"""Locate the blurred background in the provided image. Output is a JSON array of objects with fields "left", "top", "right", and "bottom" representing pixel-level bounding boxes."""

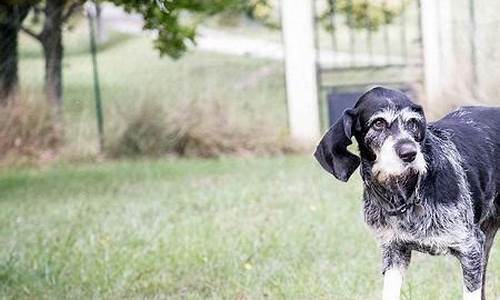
[{"left": 1, "top": 0, "right": 500, "bottom": 299}]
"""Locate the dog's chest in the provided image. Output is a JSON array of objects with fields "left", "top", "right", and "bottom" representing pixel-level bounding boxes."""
[
  {"left": 372, "top": 222, "right": 457, "bottom": 255},
  {"left": 364, "top": 203, "right": 470, "bottom": 255}
]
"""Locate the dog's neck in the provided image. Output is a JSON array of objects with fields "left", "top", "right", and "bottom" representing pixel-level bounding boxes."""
[{"left": 361, "top": 161, "right": 423, "bottom": 210}]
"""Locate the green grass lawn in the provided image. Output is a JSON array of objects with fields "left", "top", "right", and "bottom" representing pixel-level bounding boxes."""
[
  {"left": 8, "top": 11, "right": 500, "bottom": 300},
  {"left": 1, "top": 156, "right": 500, "bottom": 299}
]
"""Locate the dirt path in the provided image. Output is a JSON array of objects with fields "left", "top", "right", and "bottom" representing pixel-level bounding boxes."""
[{"left": 99, "top": 4, "right": 408, "bottom": 66}]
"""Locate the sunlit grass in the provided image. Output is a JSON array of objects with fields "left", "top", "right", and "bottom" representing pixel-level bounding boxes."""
[
  {"left": 1, "top": 156, "right": 500, "bottom": 299},
  {"left": 8, "top": 13, "right": 500, "bottom": 300}
]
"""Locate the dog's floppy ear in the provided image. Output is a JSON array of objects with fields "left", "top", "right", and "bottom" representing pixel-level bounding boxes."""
[{"left": 314, "top": 109, "right": 360, "bottom": 182}]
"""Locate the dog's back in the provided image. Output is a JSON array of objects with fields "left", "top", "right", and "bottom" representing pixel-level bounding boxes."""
[{"left": 433, "top": 106, "right": 500, "bottom": 223}]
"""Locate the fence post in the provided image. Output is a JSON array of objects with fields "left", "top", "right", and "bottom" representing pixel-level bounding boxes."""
[
  {"left": 468, "top": 0, "right": 478, "bottom": 98},
  {"left": 281, "top": 0, "right": 320, "bottom": 145},
  {"left": 420, "top": 0, "right": 453, "bottom": 107},
  {"left": 86, "top": 2, "right": 105, "bottom": 153}
]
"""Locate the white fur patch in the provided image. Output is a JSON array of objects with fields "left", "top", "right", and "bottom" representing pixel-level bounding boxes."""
[
  {"left": 463, "top": 286, "right": 481, "bottom": 300},
  {"left": 400, "top": 107, "right": 424, "bottom": 122},
  {"left": 372, "top": 136, "right": 427, "bottom": 181},
  {"left": 373, "top": 136, "right": 402, "bottom": 177},
  {"left": 383, "top": 268, "right": 403, "bottom": 300},
  {"left": 368, "top": 108, "right": 398, "bottom": 126},
  {"left": 368, "top": 107, "right": 423, "bottom": 127}
]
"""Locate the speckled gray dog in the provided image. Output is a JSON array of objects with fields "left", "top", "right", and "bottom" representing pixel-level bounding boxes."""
[{"left": 314, "top": 87, "right": 500, "bottom": 300}]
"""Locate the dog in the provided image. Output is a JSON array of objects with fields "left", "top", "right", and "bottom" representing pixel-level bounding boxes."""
[{"left": 314, "top": 87, "right": 500, "bottom": 300}]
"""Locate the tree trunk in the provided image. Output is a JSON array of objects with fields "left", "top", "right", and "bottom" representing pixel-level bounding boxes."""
[
  {"left": 0, "top": 18, "right": 18, "bottom": 105},
  {"left": 40, "top": 0, "right": 64, "bottom": 126},
  {"left": 0, "top": 4, "right": 31, "bottom": 105}
]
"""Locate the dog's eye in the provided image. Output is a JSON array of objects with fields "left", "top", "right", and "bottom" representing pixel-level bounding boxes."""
[
  {"left": 372, "top": 118, "right": 387, "bottom": 130},
  {"left": 407, "top": 119, "right": 419, "bottom": 131}
]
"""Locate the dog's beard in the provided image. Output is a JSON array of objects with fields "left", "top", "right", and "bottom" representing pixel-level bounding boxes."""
[
  {"left": 373, "top": 163, "right": 422, "bottom": 185},
  {"left": 378, "top": 167, "right": 420, "bottom": 186},
  {"left": 370, "top": 169, "right": 420, "bottom": 206}
]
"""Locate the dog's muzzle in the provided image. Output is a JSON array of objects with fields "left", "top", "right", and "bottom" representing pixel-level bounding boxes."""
[{"left": 372, "top": 137, "right": 426, "bottom": 181}]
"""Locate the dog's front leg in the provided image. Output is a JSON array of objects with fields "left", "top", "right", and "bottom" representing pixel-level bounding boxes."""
[
  {"left": 381, "top": 245, "right": 411, "bottom": 300},
  {"left": 456, "top": 249, "right": 484, "bottom": 300},
  {"left": 453, "top": 235, "right": 484, "bottom": 300}
]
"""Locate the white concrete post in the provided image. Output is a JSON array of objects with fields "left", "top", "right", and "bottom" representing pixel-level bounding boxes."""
[
  {"left": 281, "top": 0, "right": 321, "bottom": 144},
  {"left": 420, "top": 0, "right": 441, "bottom": 106},
  {"left": 420, "top": 0, "right": 453, "bottom": 107}
]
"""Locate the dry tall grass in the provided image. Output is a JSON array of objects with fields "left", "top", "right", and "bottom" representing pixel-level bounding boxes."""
[
  {"left": 0, "top": 95, "right": 59, "bottom": 162},
  {"left": 107, "top": 98, "right": 300, "bottom": 158}
]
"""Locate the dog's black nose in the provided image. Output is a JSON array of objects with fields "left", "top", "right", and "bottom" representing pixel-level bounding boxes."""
[{"left": 396, "top": 143, "right": 417, "bottom": 163}]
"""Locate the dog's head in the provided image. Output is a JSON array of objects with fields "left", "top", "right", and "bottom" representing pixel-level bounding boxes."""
[{"left": 314, "top": 87, "right": 427, "bottom": 183}]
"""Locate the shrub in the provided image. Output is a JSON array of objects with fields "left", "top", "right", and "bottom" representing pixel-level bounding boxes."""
[
  {"left": 107, "top": 101, "right": 175, "bottom": 157},
  {"left": 108, "top": 98, "right": 299, "bottom": 158},
  {"left": 0, "top": 96, "right": 59, "bottom": 161}
]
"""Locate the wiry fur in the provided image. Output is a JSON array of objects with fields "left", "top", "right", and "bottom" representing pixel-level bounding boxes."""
[{"left": 314, "top": 87, "right": 500, "bottom": 300}]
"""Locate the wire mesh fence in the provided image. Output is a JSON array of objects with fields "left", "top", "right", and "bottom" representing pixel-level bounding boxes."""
[{"left": 11, "top": 5, "right": 289, "bottom": 158}]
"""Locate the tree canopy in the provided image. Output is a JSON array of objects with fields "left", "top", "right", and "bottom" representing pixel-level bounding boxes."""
[
  {"left": 109, "top": 0, "right": 266, "bottom": 58},
  {"left": 319, "top": 0, "right": 406, "bottom": 32}
]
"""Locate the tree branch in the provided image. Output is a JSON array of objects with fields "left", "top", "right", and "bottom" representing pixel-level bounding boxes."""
[
  {"left": 21, "top": 26, "right": 41, "bottom": 41},
  {"left": 63, "top": 2, "right": 83, "bottom": 23}
]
